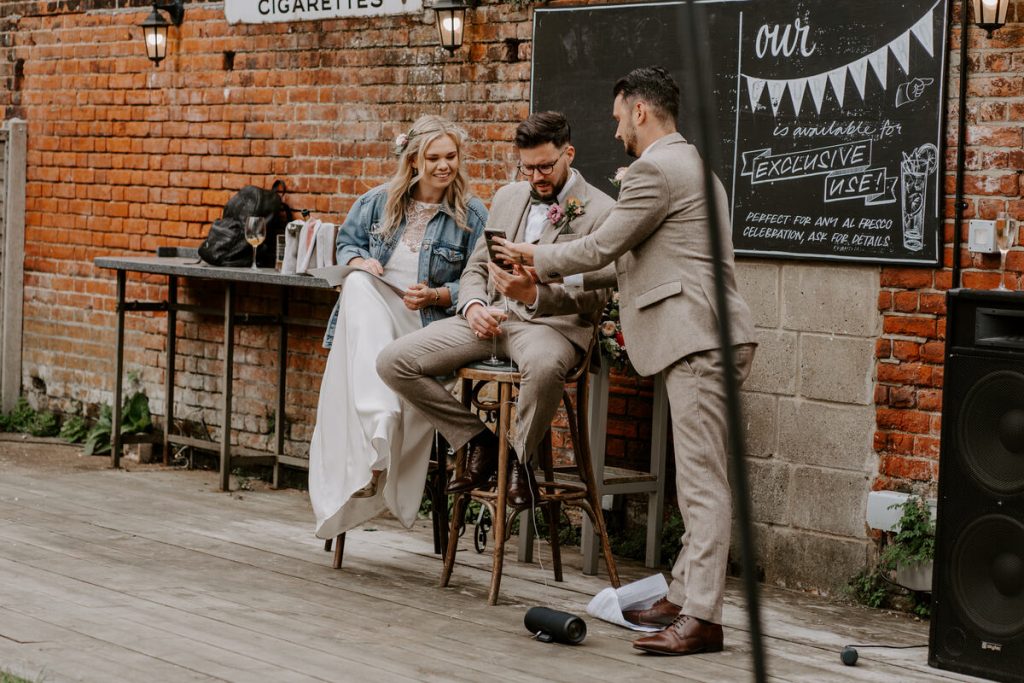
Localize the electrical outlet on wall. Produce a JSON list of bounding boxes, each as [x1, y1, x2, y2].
[[968, 219, 998, 254]]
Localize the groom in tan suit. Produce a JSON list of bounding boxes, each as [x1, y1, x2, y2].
[[496, 67, 756, 655], [378, 111, 614, 506]]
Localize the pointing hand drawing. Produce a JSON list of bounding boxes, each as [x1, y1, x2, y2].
[[895, 77, 934, 108]]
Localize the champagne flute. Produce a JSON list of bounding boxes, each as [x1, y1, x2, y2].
[[481, 304, 508, 366], [244, 216, 267, 271], [995, 211, 1018, 291]]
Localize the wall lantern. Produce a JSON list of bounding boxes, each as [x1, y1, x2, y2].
[[434, 0, 469, 55], [140, 0, 185, 66], [972, 0, 1009, 37]]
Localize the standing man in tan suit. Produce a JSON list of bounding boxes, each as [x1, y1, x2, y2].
[[377, 112, 614, 506], [496, 67, 756, 656]]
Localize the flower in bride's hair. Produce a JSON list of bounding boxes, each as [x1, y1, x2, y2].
[[394, 132, 411, 156]]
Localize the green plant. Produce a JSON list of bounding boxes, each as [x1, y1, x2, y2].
[[83, 391, 152, 456], [83, 404, 113, 456], [59, 415, 89, 444], [0, 397, 59, 437], [879, 496, 935, 571], [846, 568, 889, 608], [1, 670, 38, 683]]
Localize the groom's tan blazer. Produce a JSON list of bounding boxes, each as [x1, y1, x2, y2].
[[534, 133, 755, 375], [458, 174, 615, 351]]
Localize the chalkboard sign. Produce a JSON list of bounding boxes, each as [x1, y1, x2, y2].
[[532, 0, 949, 265]]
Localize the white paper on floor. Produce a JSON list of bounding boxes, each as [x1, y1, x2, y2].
[[586, 573, 669, 632]]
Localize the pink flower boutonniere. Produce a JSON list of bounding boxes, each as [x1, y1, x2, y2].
[[547, 197, 586, 234], [609, 166, 628, 188]]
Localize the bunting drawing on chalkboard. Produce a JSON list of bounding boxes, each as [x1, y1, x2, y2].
[[743, 0, 940, 116]]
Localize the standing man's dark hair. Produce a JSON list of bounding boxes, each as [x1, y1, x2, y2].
[[612, 66, 680, 123], [515, 111, 572, 149]]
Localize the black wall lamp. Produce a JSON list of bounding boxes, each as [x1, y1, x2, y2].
[[141, 0, 185, 66], [952, 0, 1010, 288], [972, 0, 1009, 37], [434, 0, 470, 55]]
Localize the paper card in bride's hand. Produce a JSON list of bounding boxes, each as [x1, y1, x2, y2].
[[308, 265, 407, 297]]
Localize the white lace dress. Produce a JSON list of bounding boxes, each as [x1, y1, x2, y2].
[[308, 200, 440, 538]]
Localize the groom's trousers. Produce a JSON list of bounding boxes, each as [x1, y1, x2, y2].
[[377, 315, 581, 462]]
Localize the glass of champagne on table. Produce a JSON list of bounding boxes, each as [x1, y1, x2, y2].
[[995, 211, 1019, 291], [244, 216, 267, 271]]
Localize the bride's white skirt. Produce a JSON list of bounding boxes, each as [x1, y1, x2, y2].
[[308, 272, 434, 539]]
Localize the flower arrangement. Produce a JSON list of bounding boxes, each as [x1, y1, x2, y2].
[[394, 131, 412, 156], [609, 166, 628, 188], [547, 197, 586, 234], [598, 290, 633, 372]]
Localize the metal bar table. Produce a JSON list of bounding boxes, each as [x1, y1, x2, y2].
[[95, 249, 334, 491]]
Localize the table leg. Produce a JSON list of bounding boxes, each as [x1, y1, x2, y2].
[[111, 271, 126, 469], [220, 283, 235, 492], [273, 287, 287, 488], [581, 361, 610, 575], [163, 276, 177, 465], [647, 373, 668, 568]]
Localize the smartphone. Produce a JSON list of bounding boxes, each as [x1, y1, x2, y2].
[[484, 228, 514, 271]]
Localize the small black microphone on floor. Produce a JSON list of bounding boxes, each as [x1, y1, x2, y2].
[[840, 645, 859, 666], [524, 607, 587, 645]]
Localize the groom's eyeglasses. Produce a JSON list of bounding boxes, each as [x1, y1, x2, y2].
[[516, 148, 567, 177]]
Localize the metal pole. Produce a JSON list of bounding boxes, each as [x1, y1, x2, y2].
[[685, 3, 767, 681], [952, 0, 970, 289]]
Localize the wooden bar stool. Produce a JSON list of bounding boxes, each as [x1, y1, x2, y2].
[[440, 339, 621, 605]]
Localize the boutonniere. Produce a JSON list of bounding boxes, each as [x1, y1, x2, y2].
[[547, 197, 586, 234], [609, 166, 628, 188]]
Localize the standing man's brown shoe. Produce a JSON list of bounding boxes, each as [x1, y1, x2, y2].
[[632, 615, 724, 656], [622, 597, 682, 627]]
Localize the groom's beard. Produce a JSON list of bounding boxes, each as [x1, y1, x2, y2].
[[530, 175, 566, 202], [621, 123, 640, 158]]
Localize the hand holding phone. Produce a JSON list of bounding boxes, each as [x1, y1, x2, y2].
[[484, 228, 514, 271]]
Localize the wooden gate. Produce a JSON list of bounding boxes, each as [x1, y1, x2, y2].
[[1, 119, 26, 412]]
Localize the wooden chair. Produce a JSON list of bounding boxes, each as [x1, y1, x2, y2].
[[440, 336, 621, 605], [324, 437, 450, 569]]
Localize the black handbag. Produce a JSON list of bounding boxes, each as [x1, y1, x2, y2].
[[198, 180, 291, 267]]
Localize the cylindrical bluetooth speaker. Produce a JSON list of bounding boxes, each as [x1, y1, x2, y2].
[[523, 607, 587, 645]]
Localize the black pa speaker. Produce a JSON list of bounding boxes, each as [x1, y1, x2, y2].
[[929, 289, 1024, 682]]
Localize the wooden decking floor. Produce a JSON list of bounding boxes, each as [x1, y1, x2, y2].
[[0, 439, 985, 683]]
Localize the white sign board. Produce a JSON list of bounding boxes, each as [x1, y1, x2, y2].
[[225, 0, 423, 24]]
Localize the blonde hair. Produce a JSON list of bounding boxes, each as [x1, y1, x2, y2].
[[380, 115, 473, 238]]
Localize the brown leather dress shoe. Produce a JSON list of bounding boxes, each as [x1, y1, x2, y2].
[[506, 458, 538, 507], [447, 431, 498, 493], [632, 615, 724, 656], [622, 597, 681, 627]]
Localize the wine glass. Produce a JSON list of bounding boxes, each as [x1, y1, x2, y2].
[[995, 211, 1018, 291], [481, 304, 508, 366], [244, 216, 267, 271]]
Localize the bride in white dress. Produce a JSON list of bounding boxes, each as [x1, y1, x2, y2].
[[309, 115, 487, 539]]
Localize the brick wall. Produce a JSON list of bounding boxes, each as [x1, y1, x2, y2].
[[0, 0, 534, 453], [873, 3, 1024, 497]]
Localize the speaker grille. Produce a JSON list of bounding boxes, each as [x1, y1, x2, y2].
[[951, 514, 1024, 638], [956, 370, 1024, 494]]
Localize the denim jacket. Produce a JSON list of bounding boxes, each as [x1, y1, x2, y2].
[[323, 185, 487, 348]]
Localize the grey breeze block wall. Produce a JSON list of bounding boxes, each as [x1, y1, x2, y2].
[[734, 260, 880, 593]]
